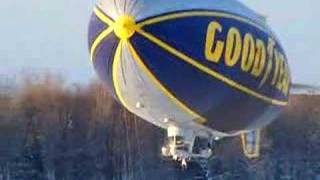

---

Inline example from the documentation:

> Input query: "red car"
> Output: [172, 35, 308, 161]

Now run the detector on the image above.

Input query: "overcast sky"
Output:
[0, 0, 319, 85]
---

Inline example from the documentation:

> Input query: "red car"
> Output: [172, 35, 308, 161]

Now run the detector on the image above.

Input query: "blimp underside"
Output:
[89, 0, 291, 166]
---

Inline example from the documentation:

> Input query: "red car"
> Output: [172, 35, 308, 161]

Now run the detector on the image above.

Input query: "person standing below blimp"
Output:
[88, 0, 314, 172]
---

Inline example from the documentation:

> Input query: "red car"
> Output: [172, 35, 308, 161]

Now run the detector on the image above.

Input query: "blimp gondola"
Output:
[87, 0, 319, 168]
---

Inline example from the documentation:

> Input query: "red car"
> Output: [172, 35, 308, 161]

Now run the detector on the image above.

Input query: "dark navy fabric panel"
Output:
[93, 33, 119, 100]
[131, 33, 279, 132]
[88, 13, 108, 50]
[142, 14, 288, 101]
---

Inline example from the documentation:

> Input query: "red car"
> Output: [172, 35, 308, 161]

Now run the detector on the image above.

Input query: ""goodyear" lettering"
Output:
[204, 21, 290, 96]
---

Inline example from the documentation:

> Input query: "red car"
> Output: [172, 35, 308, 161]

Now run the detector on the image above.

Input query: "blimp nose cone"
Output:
[114, 15, 137, 40]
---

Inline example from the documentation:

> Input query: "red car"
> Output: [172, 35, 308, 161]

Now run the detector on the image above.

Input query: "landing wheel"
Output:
[193, 158, 211, 180]
[172, 160, 210, 180]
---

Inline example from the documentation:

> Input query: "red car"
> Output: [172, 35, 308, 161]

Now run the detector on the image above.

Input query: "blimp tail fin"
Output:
[290, 83, 320, 95]
[240, 129, 261, 159]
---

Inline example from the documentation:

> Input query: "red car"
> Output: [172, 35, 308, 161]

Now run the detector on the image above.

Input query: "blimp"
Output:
[88, 0, 319, 167]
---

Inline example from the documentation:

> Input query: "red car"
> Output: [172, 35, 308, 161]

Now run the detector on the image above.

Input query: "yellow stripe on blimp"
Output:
[137, 11, 268, 34]
[128, 42, 207, 123]
[90, 27, 113, 62]
[93, 6, 114, 26]
[90, 6, 115, 62]
[136, 29, 288, 106]
[112, 41, 132, 112]
[89, 8, 207, 123]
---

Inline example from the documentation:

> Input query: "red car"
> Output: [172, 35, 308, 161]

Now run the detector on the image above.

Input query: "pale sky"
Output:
[0, 0, 319, 84]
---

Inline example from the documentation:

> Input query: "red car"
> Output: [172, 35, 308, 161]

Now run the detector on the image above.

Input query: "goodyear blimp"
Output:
[88, 0, 313, 167]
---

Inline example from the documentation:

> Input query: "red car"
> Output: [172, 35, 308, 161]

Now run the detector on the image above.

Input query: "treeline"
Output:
[0, 74, 320, 180]
[0, 74, 175, 180]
